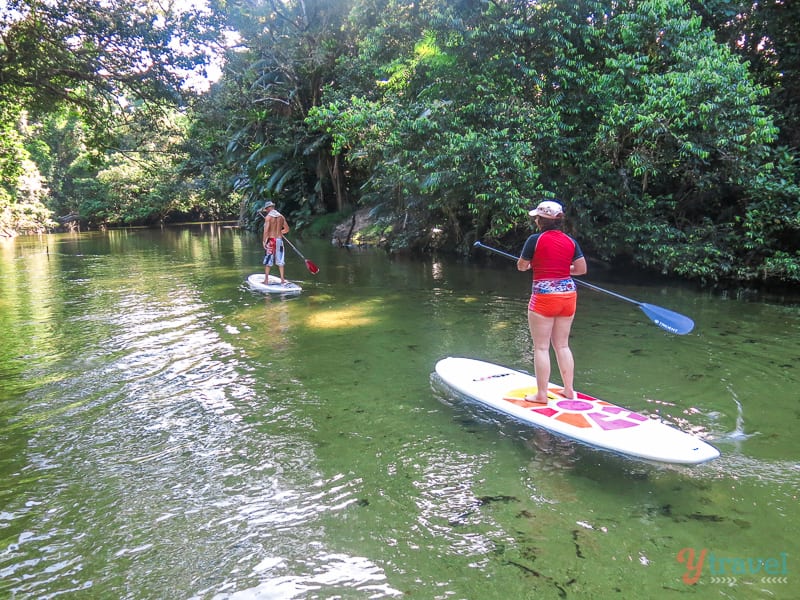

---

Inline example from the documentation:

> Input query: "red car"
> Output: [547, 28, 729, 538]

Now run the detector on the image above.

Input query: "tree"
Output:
[304, 0, 798, 281]
[0, 0, 224, 123]
[0, 99, 54, 234]
[208, 0, 354, 229]
[690, 0, 800, 149]
[566, 1, 780, 278]
[176, 0, 800, 283]
[308, 0, 546, 249]
[0, 0, 228, 232]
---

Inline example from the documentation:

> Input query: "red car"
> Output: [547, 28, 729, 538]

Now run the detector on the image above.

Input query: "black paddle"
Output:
[283, 236, 320, 274]
[472, 241, 695, 335]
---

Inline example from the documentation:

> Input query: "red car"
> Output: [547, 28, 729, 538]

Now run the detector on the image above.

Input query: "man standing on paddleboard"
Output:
[261, 201, 291, 285]
[517, 200, 587, 404]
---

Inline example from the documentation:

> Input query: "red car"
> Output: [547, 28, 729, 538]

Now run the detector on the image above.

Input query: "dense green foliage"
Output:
[2, 0, 799, 285]
[303, 0, 798, 284]
[0, 0, 232, 229]
[690, 0, 800, 150]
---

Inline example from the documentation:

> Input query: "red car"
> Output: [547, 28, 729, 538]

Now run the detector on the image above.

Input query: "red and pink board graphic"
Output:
[502, 388, 650, 431]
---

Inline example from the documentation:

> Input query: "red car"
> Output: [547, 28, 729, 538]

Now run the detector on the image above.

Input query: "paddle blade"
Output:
[639, 303, 694, 335]
[305, 259, 320, 274]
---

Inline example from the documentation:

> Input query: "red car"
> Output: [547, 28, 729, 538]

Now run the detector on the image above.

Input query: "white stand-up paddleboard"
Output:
[247, 273, 302, 294]
[435, 357, 719, 465]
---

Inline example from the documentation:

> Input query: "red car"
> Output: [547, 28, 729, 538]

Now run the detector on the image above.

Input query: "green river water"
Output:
[1, 224, 798, 599]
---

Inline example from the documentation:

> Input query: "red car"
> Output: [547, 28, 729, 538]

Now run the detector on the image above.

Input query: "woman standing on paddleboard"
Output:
[517, 200, 587, 404]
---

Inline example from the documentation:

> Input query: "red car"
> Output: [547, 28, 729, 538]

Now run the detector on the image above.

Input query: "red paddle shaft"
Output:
[283, 236, 320, 274]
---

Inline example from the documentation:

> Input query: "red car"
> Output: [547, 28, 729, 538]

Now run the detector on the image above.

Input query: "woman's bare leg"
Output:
[551, 314, 576, 398]
[528, 311, 555, 403]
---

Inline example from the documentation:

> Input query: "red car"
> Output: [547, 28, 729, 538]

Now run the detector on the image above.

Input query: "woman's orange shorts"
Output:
[528, 292, 577, 317]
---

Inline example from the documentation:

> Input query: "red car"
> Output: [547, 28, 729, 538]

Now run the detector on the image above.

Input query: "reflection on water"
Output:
[1, 227, 799, 599]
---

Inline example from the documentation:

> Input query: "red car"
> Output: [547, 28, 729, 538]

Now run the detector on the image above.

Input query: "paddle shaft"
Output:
[282, 236, 307, 259]
[283, 236, 320, 274]
[472, 241, 622, 301]
[472, 241, 694, 334]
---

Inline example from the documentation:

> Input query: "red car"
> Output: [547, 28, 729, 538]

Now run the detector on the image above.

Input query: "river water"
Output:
[1, 224, 798, 599]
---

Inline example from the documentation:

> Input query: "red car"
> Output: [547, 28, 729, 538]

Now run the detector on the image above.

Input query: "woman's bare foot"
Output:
[524, 394, 549, 404]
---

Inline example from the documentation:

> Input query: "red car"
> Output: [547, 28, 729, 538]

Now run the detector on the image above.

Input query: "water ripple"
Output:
[201, 552, 403, 599]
